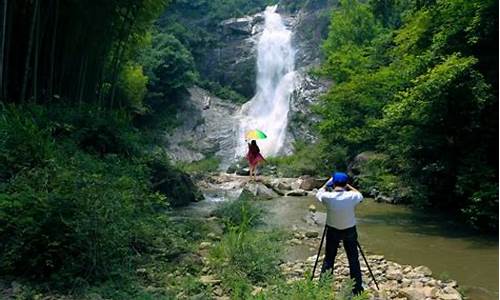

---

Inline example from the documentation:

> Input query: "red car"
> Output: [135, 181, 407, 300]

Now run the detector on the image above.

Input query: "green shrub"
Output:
[212, 197, 264, 229]
[0, 152, 166, 284]
[47, 103, 142, 157]
[177, 155, 221, 175]
[0, 103, 204, 292]
[0, 104, 56, 180]
[198, 79, 247, 104]
[210, 200, 281, 286]
[257, 276, 370, 300]
[147, 150, 203, 207]
[209, 227, 282, 285]
[461, 182, 499, 232]
[266, 141, 337, 177]
[354, 152, 410, 201]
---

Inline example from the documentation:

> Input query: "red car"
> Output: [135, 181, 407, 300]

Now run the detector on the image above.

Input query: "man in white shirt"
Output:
[316, 172, 364, 295]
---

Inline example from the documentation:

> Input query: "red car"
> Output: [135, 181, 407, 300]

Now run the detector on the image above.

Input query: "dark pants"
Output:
[321, 225, 363, 295]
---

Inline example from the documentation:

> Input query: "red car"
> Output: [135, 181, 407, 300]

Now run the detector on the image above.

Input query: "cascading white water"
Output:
[237, 5, 295, 157]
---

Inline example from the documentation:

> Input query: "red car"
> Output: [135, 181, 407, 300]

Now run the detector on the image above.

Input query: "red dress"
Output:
[246, 144, 265, 167]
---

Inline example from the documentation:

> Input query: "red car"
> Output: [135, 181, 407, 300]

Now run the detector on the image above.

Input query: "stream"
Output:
[178, 191, 498, 300]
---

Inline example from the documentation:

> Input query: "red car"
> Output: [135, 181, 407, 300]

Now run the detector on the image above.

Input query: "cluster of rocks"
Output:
[280, 249, 463, 300]
[197, 173, 326, 202]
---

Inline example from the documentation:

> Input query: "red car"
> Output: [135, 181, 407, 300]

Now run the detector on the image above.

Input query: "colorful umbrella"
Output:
[246, 129, 267, 140]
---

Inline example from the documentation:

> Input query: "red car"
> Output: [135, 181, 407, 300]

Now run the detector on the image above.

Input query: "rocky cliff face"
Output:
[167, 1, 336, 164]
[166, 86, 239, 167]
[284, 1, 334, 150]
[196, 14, 263, 99]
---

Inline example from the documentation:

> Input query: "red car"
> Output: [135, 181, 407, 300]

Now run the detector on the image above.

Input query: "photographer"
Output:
[315, 172, 364, 295]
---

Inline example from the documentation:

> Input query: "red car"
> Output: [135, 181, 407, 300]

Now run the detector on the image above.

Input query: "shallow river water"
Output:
[176, 192, 498, 299]
[262, 196, 499, 300]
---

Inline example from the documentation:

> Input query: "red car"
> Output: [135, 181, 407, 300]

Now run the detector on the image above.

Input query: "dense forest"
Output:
[0, 0, 497, 299]
[315, 0, 498, 232]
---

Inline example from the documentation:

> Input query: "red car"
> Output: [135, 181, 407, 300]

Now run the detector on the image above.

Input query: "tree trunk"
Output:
[48, 0, 59, 99]
[20, 0, 39, 102]
[0, 0, 7, 101]
[78, 55, 88, 106]
[33, 0, 41, 103]
[3, 0, 12, 100]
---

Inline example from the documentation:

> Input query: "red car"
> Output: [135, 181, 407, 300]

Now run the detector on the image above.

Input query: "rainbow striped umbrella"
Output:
[246, 129, 267, 140]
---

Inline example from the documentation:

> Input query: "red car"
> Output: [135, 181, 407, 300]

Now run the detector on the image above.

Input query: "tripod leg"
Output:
[357, 241, 380, 290]
[311, 225, 327, 280]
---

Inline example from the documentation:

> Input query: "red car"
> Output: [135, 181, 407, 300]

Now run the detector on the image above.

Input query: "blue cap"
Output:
[327, 172, 349, 187]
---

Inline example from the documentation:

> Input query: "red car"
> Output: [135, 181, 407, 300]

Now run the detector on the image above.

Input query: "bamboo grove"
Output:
[0, 0, 168, 108]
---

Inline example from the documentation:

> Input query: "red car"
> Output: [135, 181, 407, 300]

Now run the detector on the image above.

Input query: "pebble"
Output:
[279, 248, 462, 300]
[199, 242, 212, 250]
[200, 275, 221, 285]
[305, 231, 319, 238]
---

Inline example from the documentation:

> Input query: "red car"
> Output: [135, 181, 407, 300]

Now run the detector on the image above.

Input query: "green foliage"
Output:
[266, 141, 338, 177]
[48, 104, 143, 157]
[0, 105, 55, 180]
[140, 31, 196, 102]
[0, 103, 201, 291]
[209, 226, 282, 287]
[4, 0, 169, 107]
[318, 0, 498, 231]
[147, 150, 203, 207]
[461, 183, 499, 232]
[213, 197, 264, 229]
[117, 64, 149, 113]
[198, 79, 248, 103]
[169, 0, 276, 24]
[354, 153, 409, 202]
[258, 276, 369, 300]
[0, 153, 165, 283]
[177, 155, 221, 175]
[209, 198, 281, 294]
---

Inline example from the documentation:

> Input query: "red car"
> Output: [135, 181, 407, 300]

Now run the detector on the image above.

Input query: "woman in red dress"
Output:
[246, 140, 266, 181]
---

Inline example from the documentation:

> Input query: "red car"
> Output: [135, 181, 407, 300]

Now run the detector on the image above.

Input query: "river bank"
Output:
[187, 173, 498, 300]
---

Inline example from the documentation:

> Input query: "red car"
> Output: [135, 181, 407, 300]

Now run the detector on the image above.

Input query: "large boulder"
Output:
[398, 287, 426, 300]
[299, 175, 327, 190]
[243, 182, 278, 200]
[348, 151, 381, 176]
[149, 156, 204, 207]
[286, 189, 307, 197]
[220, 16, 254, 35]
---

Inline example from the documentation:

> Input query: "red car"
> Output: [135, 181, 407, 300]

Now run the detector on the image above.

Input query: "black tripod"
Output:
[310, 225, 379, 290]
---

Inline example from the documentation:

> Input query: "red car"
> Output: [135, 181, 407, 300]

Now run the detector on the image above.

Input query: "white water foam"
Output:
[236, 5, 295, 157]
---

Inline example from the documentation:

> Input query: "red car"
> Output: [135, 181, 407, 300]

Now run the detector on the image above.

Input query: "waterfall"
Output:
[237, 5, 295, 157]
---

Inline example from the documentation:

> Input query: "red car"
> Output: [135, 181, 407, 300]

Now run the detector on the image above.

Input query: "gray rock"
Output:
[398, 288, 426, 300]
[277, 181, 292, 190]
[166, 86, 239, 169]
[386, 268, 403, 281]
[236, 167, 250, 176]
[305, 231, 319, 238]
[200, 275, 221, 285]
[286, 189, 307, 196]
[299, 175, 327, 190]
[220, 16, 254, 35]
[414, 265, 433, 276]
[375, 194, 395, 204]
[369, 187, 379, 197]
[199, 242, 212, 250]
[244, 182, 278, 199]
[207, 233, 221, 241]
[290, 180, 302, 190]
